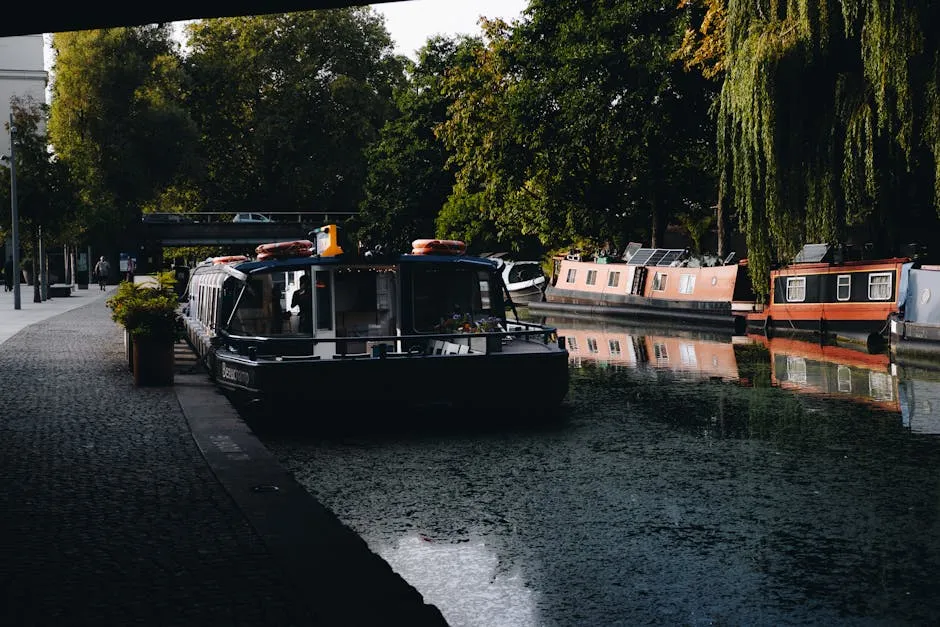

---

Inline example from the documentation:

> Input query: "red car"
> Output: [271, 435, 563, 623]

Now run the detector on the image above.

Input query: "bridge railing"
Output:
[145, 211, 357, 224]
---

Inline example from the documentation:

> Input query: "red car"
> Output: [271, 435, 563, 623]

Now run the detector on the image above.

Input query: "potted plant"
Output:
[106, 271, 181, 386]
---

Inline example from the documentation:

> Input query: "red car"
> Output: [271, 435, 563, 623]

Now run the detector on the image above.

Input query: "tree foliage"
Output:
[357, 36, 465, 252]
[48, 26, 198, 247]
[704, 0, 940, 297]
[438, 1, 719, 254]
[182, 9, 404, 215]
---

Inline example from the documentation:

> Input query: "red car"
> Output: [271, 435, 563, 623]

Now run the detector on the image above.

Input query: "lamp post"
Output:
[8, 113, 21, 310]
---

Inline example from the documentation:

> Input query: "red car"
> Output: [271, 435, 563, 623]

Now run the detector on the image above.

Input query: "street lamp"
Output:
[4, 112, 21, 310]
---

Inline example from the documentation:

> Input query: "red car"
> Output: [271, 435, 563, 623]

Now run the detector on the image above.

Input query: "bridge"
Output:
[134, 211, 357, 271]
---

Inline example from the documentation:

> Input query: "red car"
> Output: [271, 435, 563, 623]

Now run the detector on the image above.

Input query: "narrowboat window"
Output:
[315, 271, 333, 330]
[786, 277, 806, 302]
[228, 274, 279, 336]
[837, 274, 851, 301]
[507, 263, 541, 283]
[608, 339, 621, 355]
[607, 271, 620, 287]
[587, 337, 598, 353]
[651, 272, 667, 291]
[586, 270, 597, 285]
[566, 268, 577, 283]
[567, 337, 578, 351]
[868, 272, 892, 300]
[411, 267, 487, 332]
[680, 343, 697, 366]
[678, 274, 695, 294]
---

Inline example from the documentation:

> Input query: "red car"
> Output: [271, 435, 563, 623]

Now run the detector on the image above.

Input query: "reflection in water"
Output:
[549, 315, 940, 432]
[368, 533, 536, 627]
[259, 316, 940, 626]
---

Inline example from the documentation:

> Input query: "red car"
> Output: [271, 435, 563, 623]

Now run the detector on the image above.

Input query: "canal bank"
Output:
[0, 287, 446, 625]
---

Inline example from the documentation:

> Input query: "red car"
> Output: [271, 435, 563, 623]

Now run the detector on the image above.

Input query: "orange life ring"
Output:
[212, 255, 249, 265]
[255, 239, 314, 257]
[411, 239, 467, 255]
[257, 248, 314, 261]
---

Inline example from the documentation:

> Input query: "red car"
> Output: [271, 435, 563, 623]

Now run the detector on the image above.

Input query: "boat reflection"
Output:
[546, 316, 753, 382]
[542, 316, 940, 433]
[749, 334, 899, 412]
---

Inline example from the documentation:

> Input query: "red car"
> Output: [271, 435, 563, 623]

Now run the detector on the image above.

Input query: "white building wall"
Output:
[0, 34, 48, 158]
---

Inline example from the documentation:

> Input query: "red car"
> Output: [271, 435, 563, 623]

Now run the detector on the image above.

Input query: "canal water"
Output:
[246, 315, 940, 626]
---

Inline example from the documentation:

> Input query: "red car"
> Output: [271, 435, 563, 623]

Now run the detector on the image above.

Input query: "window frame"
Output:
[566, 268, 577, 284]
[586, 270, 597, 286]
[786, 277, 806, 302]
[607, 271, 620, 287]
[836, 274, 851, 301]
[868, 272, 892, 301]
[651, 272, 667, 292]
[678, 274, 696, 295]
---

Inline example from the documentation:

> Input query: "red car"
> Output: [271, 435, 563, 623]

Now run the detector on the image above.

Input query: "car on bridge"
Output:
[232, 212, 274, 223]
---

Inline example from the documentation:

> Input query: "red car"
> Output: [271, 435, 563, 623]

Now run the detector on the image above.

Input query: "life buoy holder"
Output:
[411, 238, 467, 255]
[211, 255, 249, 265]
[255, 240, 314, 258]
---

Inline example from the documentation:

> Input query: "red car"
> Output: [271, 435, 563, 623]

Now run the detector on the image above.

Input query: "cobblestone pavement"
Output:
[0, 296, 447, 626]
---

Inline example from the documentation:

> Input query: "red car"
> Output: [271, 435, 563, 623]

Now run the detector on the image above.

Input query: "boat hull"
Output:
[208, 346, 570, 414]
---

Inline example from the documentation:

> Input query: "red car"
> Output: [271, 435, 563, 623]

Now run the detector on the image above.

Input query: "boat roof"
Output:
[232, 252, 499, 274]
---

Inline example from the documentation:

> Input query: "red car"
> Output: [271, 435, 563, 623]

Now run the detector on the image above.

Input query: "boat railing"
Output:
[213, 319, 563, 358]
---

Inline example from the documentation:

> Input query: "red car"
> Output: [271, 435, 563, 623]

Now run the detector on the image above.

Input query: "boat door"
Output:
[311, 269, 336, 358]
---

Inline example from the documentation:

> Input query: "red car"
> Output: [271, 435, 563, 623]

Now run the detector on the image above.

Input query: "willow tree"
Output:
[691, 0, 940, 297]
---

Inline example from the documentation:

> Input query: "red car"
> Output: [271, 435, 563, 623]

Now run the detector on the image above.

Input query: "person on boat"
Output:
[291, 274, 312, 333]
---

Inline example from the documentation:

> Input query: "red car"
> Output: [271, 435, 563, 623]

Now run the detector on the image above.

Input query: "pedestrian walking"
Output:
[93, 256, 110, 291]
[3, 257, 13, 292]
[125, 257, 136, 283]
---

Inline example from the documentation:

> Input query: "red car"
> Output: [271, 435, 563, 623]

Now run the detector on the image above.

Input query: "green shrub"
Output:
[106, 271, 181, 341]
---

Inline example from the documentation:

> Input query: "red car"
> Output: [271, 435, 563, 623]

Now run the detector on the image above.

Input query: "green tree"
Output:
[0, 96, 83, 268]
[695, 0, 940, 297]
[357, 36, 470, 253]
[48, 26, 199, 248]
[439, 2, 719, 253]
[182, 9, 404, 215]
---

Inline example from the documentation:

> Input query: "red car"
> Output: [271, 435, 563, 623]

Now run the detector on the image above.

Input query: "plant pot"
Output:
[132, 336, 175, 386]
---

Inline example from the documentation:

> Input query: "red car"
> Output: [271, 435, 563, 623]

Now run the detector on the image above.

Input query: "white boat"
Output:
[479, 253, 547, 305]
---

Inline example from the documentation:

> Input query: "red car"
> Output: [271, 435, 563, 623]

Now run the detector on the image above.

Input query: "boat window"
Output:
[608, 339, 621, 355]
[411, 266, 488, 332]
[315, 271, 333, 330]
[607, 271, 620, 287]
[678, 274, 696, 294]
[837, 274, 851, 301]
[228, 273, 281, 336]
[567, 337, 578, 351]
[586, 270, 597, 285]
[680, 342, 697, 366]
[507, 263, 542, 283]
[587, 337, 598, 353]
[786, 277, 806, 302]
[566, 268, 577, 283]
[651, 272, 667, 291]
[868, 272, 892, 301]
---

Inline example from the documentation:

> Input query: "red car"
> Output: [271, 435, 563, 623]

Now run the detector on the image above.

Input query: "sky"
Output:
[371, 0, 528, 59]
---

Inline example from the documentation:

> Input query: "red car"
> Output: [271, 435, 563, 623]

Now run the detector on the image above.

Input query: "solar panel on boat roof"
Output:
[656, 250, 684, 266]
[792, 243, 831, 263]
[626, 248, 686, 266]
[626, 248, 655, 265]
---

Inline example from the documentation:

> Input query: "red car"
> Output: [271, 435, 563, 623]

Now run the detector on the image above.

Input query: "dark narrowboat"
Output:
[889, 265, 940, 365]
[746, 244, 913, 343]
[178, 226, 570, 417]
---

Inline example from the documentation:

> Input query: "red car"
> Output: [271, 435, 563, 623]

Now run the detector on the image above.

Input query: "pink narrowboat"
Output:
[528, 248, 760, 334]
